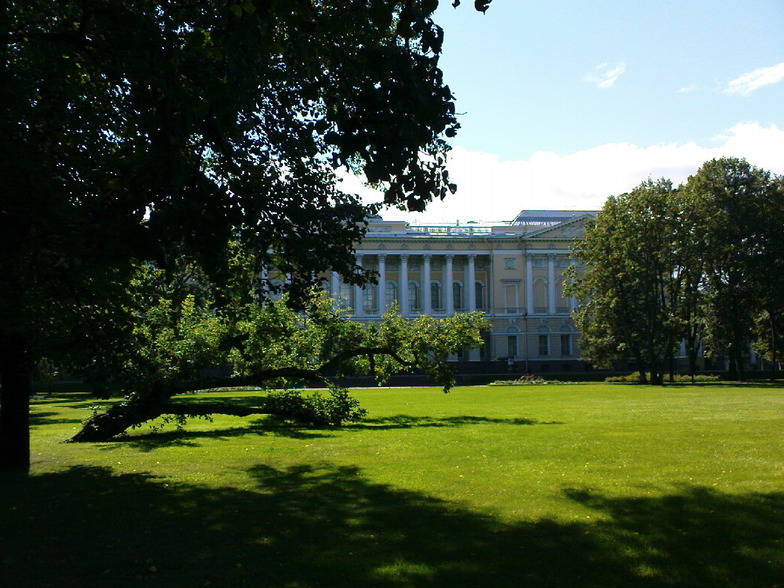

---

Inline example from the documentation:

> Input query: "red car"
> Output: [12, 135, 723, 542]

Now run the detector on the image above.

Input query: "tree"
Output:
[684, 158, 781, 380]
[570, 159, 783, 383]
[1, 0, 490, 471]
[751, 176, 784, 378]
[68, 255, 488, 442]
[567, 179, 686, 384]
[671, 187, 708, 382]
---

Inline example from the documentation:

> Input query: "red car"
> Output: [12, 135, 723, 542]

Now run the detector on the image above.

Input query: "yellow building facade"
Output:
[326, 210, 596, 374]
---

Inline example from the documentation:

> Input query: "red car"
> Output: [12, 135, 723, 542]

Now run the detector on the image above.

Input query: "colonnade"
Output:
[324, 251, 577, 318]
[330, 252, 481, 317]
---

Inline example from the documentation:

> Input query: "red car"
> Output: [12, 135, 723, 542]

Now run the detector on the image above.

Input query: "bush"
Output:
[605, 372, 722, 383]
[263, 388, 367, 426]
[489, 374, 549, 386]
[669, 373, 722, 383]
[604, 372, 645, 383]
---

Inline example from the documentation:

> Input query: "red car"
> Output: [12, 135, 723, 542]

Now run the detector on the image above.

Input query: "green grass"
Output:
[3, 384, 784, 587]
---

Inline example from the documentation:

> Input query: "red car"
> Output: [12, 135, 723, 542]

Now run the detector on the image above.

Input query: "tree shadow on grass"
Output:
[29, 411, 84, 427]
[2, 465, 782, 588]
[350, 414, 561, 430]
[93, 414, 556, 452]
[99, 419, 333, 452]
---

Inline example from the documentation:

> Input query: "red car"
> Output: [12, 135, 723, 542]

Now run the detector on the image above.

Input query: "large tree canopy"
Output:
[683, 158, 782, 379]
[569, 158, 783, 383]
[1, 0, 490, 471]
[567, 179, 685, 384]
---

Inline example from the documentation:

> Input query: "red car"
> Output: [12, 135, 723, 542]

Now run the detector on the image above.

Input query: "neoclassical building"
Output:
[325, 210, 596, 373]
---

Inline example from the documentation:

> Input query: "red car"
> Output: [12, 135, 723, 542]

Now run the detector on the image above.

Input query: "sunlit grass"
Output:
[6, 383, 784, 586]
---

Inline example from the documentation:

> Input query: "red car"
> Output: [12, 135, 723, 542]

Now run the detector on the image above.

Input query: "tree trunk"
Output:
[0, 334, 33, 473]
[770, 312, 778, 382]
[68, 390, 350, 442]
[727, 344, 739, 381]
[686, 332, 699, 384]
[69, 397, 168, 442]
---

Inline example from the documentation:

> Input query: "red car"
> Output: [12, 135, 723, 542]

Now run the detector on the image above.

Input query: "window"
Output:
[408, 281, 420, 311]
[431, 282, 442, 310]
[453, 282, 463, 310]
[534, 278, 547, 313]
[475, 281, 485, 309]
[556, 278, 570, 313]
[539, 334, 549, 356]
[386, 281, 398, 309]
[507, 335, 518, 358]
[561, 334, 572, 356]
[363, 284, 377, 313]
[339, 283, 352, 310]
[504, 283, 519, 313]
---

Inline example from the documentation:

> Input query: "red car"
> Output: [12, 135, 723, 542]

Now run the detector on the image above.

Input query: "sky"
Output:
[341, 0, 784, 224]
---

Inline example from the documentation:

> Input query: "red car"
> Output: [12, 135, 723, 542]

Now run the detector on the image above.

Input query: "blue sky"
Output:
[345, 0, 784, 223]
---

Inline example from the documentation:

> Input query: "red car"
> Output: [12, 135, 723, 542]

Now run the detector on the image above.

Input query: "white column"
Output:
[400, 254, 409, 316]
[467, 254, 476, 311]
[487, 254, 493, 313]
[423, 254, 432, 315]
[377, 254, 386, 315]
[547, 254, 556, 315]
[354, 254, 364, 317]
[330, 271, 340, 308]
[526, 254, 534, 315]
[445, 254, 454, 316]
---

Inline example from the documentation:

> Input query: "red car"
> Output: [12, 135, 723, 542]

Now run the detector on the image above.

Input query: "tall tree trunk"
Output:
[0, 334, 33, 473]
[727, 356, 738, 381]
[770, 312, 778, 382]
[686, 331, 699, 384]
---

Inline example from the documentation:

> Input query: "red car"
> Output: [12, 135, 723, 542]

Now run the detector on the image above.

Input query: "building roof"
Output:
[364, 210, 598, 238]
[510, 210, 597, 227]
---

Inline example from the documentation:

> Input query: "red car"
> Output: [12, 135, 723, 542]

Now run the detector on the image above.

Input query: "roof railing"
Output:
[405, 225, 493, 236]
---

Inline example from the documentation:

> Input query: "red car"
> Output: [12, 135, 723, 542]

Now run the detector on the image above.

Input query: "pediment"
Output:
[525, 214, 593, 240]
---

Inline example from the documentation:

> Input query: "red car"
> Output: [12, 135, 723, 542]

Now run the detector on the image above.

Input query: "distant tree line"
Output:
[567, 157, 784, 384]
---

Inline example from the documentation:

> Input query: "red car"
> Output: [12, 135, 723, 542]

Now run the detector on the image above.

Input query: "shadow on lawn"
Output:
[29, 411, 84, 427]
[2, 465, 782, 588]
[102, 420, 333, 452]
[355, 414, 561, 429]
[98, 414, 556, 452]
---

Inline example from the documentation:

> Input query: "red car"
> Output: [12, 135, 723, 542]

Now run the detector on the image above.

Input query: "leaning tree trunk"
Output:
[68, 384, 360, 442]
[0, 333, 33, 473]
[69, 394, 171, 442]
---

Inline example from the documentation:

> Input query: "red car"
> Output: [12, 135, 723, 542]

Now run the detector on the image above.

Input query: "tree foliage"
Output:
[70, 254, 488, 442]
[568, 158, 783, 383]
[1, 0, 490, 470]
[567, 179, 684, 384]
[683, 158, 782, 379]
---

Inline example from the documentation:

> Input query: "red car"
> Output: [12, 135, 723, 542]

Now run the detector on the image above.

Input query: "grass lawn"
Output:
[3, 383, 784, 587]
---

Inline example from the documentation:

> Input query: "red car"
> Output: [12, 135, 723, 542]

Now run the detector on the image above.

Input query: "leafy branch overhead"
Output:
[452, 0, 493, 13]
[1, 1, 486, 470]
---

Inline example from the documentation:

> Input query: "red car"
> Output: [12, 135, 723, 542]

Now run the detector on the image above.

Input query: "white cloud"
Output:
[353, 123, 784, 224]
[725, 62, 784, 95]
[677, 84, 698, 94]
[584, 62, 626, 89]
